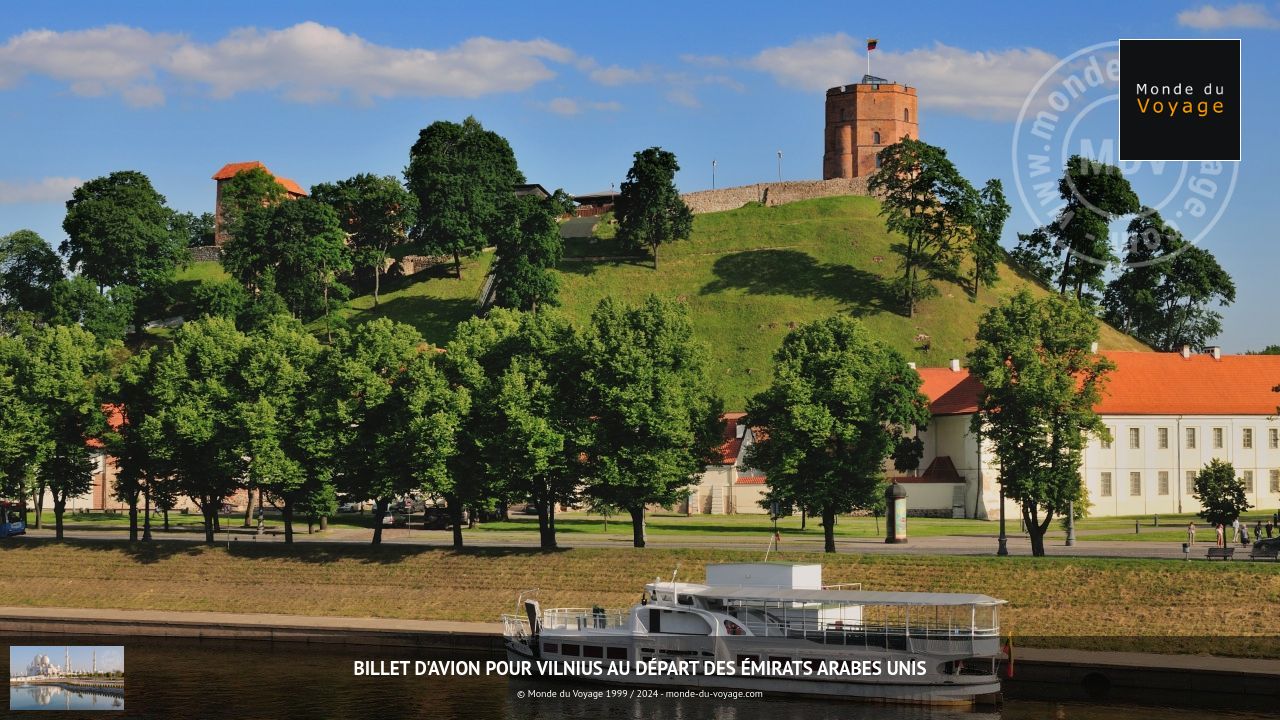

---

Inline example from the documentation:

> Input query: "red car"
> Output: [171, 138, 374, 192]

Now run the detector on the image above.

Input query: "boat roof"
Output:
[686, 585, 1005, 607]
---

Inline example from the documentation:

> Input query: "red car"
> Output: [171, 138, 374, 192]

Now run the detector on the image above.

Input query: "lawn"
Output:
[0, 542, 1276, 656]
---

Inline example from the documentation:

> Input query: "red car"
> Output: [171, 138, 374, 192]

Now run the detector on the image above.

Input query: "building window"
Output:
[1213, 427, 1224, 449]
[1186, 427, 1197, 449]
[1102, 428, 1113, 450]
[904, 108, 910, 122]
[1158, 427, 1169, 449]
[1187, 470, 1197, 491]
[1100, 472, 1112, 497]
[873, 130, 881, 144]
[1243, 470, 1255, 493]
[1243, 428, 1253, 449]
[1129, 471, 1142, 496]
[1129, 428, 1141, 449]
[1271, 469, 1280, 494]
[1271, 428, 1279, 449]
[1158, 471, 1169, 495]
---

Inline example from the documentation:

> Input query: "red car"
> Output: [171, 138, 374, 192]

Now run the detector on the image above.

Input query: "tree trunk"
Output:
[822, 506, 837, 553]
[536, 499, 556, 550]
[33, 484, 44, 529]
[800, 508, 806, 530]
[243, 486, 254, 527]
[372, 497, 389, 545]
[282, 497, 294, 544]
[453, 250, 463, 279]
[629, 505, 646, 548]
[127, 495, 139, 542]
[163, 509, 170, 531]
[319, 515, 328, 532]
[373, 258, 382, 307]
[53, 496, 66, 540]
[652, 243, 659, 270]
[202, 499, 216, 544]
[447, 494, 464, 549]
[142, 492, 152, 542]
[1025, 507, 1052, 557]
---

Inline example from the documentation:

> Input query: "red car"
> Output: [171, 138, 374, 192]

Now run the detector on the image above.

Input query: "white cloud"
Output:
[1177, 3, 1280, 28]
[537, 97, 622, 116]
[747, 34, 1059, 121]
[0, 25, 181, 106]
[588, 64, 652, 86]
[679, 53, 731, 68]
[0, 22, 578, 105]
[665, 87, 700, 108]
[0, 176, 83, 205]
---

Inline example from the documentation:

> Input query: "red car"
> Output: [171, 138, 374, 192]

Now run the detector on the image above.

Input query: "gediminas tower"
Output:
[822, 74, 918, 179]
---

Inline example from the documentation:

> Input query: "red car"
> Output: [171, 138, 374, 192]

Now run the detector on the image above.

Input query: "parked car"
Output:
[1250, 536, 1280, 560]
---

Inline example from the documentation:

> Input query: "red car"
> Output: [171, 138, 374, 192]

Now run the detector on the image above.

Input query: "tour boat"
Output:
[502, 562, 1006, 705]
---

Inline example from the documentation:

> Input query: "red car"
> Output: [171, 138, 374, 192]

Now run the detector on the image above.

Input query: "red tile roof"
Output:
[212, 161, 307, 197]
[735, 475, 766, 485]
[718, 412, 747, 464]
[914, 351, 1280, 417]
[893, 456, 964, 484]
[86, 404, 125, 450]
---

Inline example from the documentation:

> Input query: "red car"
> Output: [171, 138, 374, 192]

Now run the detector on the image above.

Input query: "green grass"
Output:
[168, 260, 231, 317]
[476, 512, 996, 538]
[552, 197, 1146, 408]
[1, 542, 1277, 656]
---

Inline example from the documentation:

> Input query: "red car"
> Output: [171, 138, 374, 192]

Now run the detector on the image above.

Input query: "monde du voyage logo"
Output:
[1119, 39, 1241, 162]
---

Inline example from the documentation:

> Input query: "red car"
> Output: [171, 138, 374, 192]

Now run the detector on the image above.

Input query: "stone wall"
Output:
[189, 245, 223, 262]
[681, 177, 871, 215]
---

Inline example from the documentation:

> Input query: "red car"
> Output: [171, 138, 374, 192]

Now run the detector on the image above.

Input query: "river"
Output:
[2, 637, 1272, 718]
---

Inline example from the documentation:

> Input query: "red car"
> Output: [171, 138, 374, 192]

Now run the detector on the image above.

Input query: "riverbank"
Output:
[2, 540, 1277, 656]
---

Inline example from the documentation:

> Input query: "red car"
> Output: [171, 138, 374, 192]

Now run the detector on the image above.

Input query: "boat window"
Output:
[606, 647, 627, 660]
[583, 645, 604, 658]
[724, 619, 746, 635]
[677, 595, 694, 606]
[542, 642, 559, 654]
[561, 644, 581, 656]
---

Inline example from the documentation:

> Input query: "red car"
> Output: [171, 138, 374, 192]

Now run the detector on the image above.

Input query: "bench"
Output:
[1206, 547, 1235, 560]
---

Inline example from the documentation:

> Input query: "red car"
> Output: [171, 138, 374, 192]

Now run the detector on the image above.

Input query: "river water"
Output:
[2, 637, 1272, 719]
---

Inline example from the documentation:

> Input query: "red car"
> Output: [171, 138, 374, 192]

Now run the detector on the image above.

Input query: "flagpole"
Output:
[867, 47, 871, 78]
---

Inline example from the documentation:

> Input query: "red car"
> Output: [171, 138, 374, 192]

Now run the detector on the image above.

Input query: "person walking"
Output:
[1216, 523, 1225, 548]
[1241, 523, 1251, 546]
[1187, 522, 1196, 546]
[1255, 520, 1263, 543]
[1232, 518, 1241, 544]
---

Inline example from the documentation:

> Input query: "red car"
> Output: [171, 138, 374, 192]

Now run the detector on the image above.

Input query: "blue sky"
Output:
[9, 646, 124, 676]
[1, 1, 1276, 350]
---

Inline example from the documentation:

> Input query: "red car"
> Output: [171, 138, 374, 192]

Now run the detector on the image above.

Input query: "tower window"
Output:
[873, 131, 881, 145]
[904, 108, 909, 122]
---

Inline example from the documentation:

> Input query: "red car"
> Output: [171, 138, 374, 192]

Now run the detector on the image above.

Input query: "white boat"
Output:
[502, 562, 1006, 706]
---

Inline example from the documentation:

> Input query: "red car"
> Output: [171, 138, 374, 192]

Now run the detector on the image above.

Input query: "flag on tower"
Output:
[867, 38, 878, 52]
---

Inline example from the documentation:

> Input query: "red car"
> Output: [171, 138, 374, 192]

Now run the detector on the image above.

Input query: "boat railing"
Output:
[501, 614, 532, 642]
[821, 582, 863, 591]
[738, 616, 999, 648]
[541, 607, 630, 631]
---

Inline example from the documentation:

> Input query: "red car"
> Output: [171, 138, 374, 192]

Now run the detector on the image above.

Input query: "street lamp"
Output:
[712, 159, 717, 189]
[997, 478, 1008, 556]
[776, 150, 783, 181]
[1066, 500, 1076, 546]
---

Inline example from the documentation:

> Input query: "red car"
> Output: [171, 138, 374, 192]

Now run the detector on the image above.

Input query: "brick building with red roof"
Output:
[212, 161, 307, 246]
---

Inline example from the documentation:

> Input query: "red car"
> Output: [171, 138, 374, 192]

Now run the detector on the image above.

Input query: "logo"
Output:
[1011, 41, 1237, 269]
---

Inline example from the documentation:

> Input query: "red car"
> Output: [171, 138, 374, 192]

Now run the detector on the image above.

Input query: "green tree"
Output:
[321, 318, 430, 544]
[1102, 210, 1235, 351]
[217, 167, 288, 245]
[968, 290, 1113, 556]
[868, 139, 976, 316]
[745, 316, 930, 553]
[0, 333, 46, 526]
[49, 277, 136, 341]
[445, 309, 585, 549]
[311, 174, 418, 307]
[147, 317, 251, 543]
[0, 230, 64, 319]
[171, 211, 216, 248]
[971, 179, 1011, 300]
[581, 296, 722, 547]
[236, 315, 328, 543]
[60, 171, 188, 335]
[1193, 459, 1250, 528]
[223, 198, 352, 330]
[405, 116, 524, 279]
[16, 325, 111, 539]
[188, 278, 250, 323]
[105, 348, 171, 542]
[614, 147, 693, 270]
[491, 194, 564, 310]
[1248, 345, 1280, 355]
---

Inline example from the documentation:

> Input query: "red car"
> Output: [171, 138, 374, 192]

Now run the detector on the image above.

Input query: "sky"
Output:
[9, 646, 124, 676]
[1, 1, 1276, 350]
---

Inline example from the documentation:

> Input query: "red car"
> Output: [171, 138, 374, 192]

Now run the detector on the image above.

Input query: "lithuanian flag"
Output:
[867, 38, 878, 52]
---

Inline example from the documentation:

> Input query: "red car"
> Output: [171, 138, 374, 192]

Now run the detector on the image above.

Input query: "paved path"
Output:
[16, 525, 1231, 560]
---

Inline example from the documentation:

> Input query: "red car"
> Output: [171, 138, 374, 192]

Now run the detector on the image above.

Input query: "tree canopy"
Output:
[491, 193, 564, 311]
[405, 116, 524, 279]
[746, 316, 930, 552]
[1192, 459, 1250, 528]
[614, 147, 693, 270]
[0, 229, 63, 320]
[968, 290, 1113, 556]
[311, 173, 418, 307]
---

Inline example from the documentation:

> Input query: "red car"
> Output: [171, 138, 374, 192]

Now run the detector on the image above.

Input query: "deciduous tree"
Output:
[968, 290, 1113, 556]
[1193, 459, 1250, 528]
[491, 194, 564, 310]
[311, 174, 418, 307]
[614, 147, 693, 270]
[746, 316, 930, 552]
[0, 230, 63, 320]
[971, 179, 1011, 300]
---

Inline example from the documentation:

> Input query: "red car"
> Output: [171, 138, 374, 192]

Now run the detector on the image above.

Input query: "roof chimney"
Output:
[1209, 346, 1222, 360]
[907, 362, 916, 370]
[1181, 345, 1192, 359]
[1090, 341, 1098, 353]
[949, 359, 961, 372]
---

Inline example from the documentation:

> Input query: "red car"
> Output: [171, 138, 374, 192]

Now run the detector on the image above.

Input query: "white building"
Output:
[694, 350, 1280, 519]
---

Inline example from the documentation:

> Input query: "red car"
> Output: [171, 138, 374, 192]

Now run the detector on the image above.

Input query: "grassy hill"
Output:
[176, 196, 1146, 409]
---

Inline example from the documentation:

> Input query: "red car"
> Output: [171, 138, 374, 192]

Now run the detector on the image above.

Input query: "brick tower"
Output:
[823, 75, 918, 179]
